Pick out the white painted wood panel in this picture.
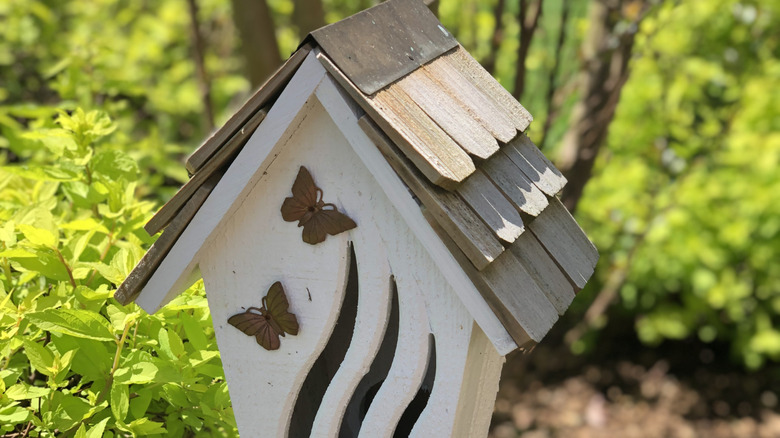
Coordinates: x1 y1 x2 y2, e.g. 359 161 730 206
451 323 505 437
200 100 365 437
136 52 328 313
309 221 393 438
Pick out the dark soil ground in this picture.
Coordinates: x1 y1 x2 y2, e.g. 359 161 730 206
489 324 780 438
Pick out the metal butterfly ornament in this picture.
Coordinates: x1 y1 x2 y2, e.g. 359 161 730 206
281 166 357 245
227 281 299 351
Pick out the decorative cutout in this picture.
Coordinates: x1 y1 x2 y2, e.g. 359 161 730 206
281 166 357 245
228 281 299 351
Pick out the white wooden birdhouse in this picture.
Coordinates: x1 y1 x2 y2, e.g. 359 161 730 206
117 0 598 436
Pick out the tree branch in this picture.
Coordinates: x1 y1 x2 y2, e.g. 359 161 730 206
186 0 214 132
230 0 282 88
513 0 543 101
558 0 652 213
538 1 570 150
483 0 507 75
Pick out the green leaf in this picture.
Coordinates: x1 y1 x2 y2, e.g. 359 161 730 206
5 383 51 400
61 218 110 234
18 224 57 247
22 338 55 377
92 150 139 182
51 393 92 431
0 220 16 246
9 247 70 281
86 417 110 438
179 312 208 351
129 389 153 420
124 417 166 435
113 361 158 385
111 381 129 421
1 164 81 181
26 308 114 341
157 327 184 360
83 261 123 285
0 404 31 425
74 423 88 438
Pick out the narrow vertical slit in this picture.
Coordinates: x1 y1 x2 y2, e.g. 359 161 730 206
393 333 436 437
289 243 359 437
339 277 400 438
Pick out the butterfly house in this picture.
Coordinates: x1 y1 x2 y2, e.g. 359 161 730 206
117 0 598 436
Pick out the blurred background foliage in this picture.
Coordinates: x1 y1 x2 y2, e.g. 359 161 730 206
0 0 778 435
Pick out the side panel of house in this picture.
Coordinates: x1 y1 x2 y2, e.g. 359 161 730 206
200 98 502 437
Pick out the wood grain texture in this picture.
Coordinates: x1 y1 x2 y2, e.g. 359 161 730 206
482 150 549 217
358 115 504 270
185 43 312 174
447 46 533 132
456 169 525 245
504 134 567 196
145 107 268 236
528 197 599 289
115 175 218 305
422 52 517 143
396 69 499 160
509 230 575 315
480 248 560 342
317 52 474 190
422 208 532 348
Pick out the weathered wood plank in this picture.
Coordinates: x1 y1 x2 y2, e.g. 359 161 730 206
358 115 504 270
422 55 517 143
185 43 313 174
528 197 599 289
456 169 524 245
116 175 219 305
446 46 533 132
422 208 532 348
504 134 567 196
509 231 576 315
145 107 268 235
482 151 548 217
317 52 474 190
396 69 499 160
480 248 560 342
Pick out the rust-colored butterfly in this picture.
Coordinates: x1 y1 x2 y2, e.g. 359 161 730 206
227 281 299 351
281 166 357 245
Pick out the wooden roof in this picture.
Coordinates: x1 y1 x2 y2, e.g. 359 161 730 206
116 0 597 348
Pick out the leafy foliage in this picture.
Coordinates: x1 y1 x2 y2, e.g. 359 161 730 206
0 0 244 435
1 0 779 435
576 0 780 368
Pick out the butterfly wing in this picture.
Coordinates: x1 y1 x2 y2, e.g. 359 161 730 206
265 281 299 336
255 319 282 350
227 309 282 350
281 167 319 223
227 309 266 336
301 208 357 245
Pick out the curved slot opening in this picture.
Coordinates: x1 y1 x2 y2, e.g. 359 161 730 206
394 333 436 437
338 277 400 437
289 243 359 437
